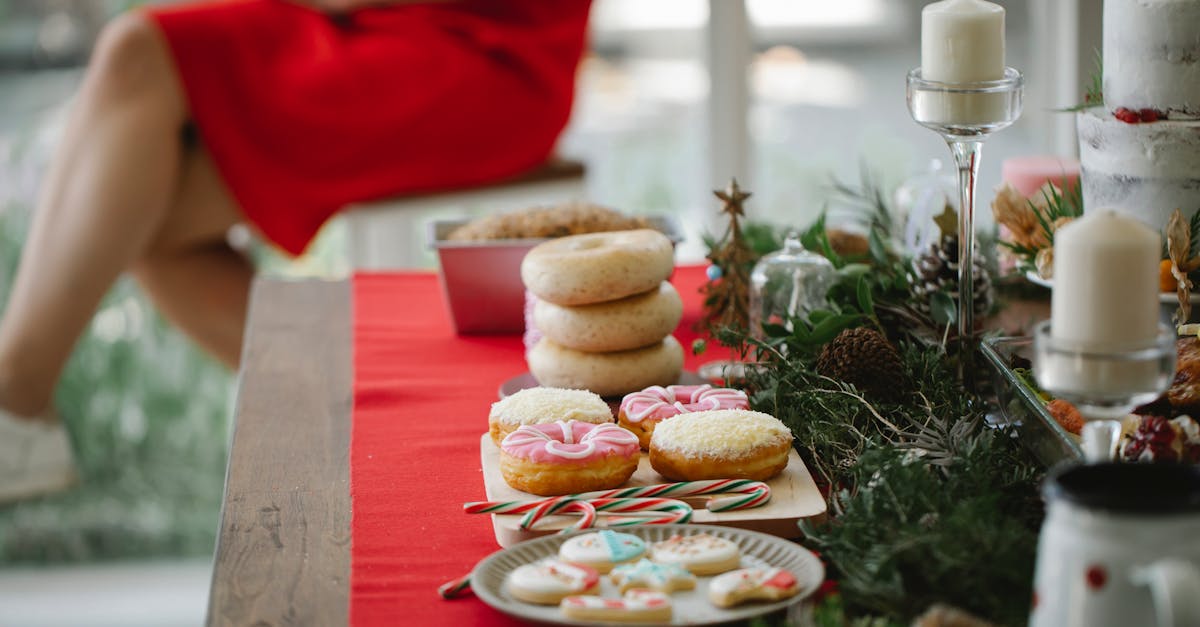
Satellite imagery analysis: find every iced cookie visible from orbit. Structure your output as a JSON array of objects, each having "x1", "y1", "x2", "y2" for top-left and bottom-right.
[
  {"x1": 560, "y1": 589, "x2": 673, "y2": 624},
  {"x1": 506, "y1": 559, "x2": 600, "y2": 605},
  {"x1": 648, "y1": 533, "x2": 741, "y2": 575},
  {"x1": 610, "y1": 558, "x2": 696, "y2": 594},
  {"x1": 558, "y1": 529, "x2": 647, "y2": 573},
  {"x1": 708, "y1": 567, "x2": 800, "y2": 608}
]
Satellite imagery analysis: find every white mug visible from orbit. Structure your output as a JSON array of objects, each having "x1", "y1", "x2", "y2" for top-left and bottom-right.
[{"x1": 1030, "y1": 463, "x2": 1200, "y2": 627}]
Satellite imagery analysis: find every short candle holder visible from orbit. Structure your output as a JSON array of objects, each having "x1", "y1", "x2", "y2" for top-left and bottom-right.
[
  {"x1": 1032, "y1": 321, "x2": 1177, "y2": 462},
  {"x1": 906, "y1": 67, "x2": 1023, "y2": 343}
]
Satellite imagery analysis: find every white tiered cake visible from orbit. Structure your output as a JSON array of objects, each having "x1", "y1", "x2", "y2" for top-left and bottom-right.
[{"x1": 1078, "y1": 0, "x2": 1200, "y2": 230}]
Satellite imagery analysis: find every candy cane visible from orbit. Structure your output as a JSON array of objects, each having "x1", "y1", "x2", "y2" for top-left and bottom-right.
[
  {"x1": 572, "y1": 479, "x2": 772, "y2": 513},
  {"x1": 519, "y1": 497, "x2": 692, "y2": 532},
  {"x1": 587, "y1": 498, "x2": 692, "y2": 528},
  {"x1": 517, "y1": 498, "x2": 598, "y2": 533},
  {"x1": 437, "y1": 574, "x2": 473, "y2": 599},
  {"x1": 464, "y1": 494, "x2": 572, "y2": 516},
  {"x1": 464, "y1": 479, "x2": 771, "y2": 517}
]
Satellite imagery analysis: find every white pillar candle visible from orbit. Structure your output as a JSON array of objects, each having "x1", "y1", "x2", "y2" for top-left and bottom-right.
[
  {"x1": 914, "y1": 0, "x2": 1009, "y2": 125},
  {"x1": 921, "y1": 0, "x2": 1006, "y2": 83},
  {"x1": 1043, "y1": 210, "x2": 1162, "y2": 397},
  {"x1": 1051, "y1": 210, "x2": 1160, "y2": 348}
]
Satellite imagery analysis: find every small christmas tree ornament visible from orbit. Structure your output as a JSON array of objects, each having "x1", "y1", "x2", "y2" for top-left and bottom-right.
[
  {"x1": 749, "y1": 232, "x2": 835, "y2": 339},
  {"x1": 702, "y1": 178, "x2": 756, "y2": 334},
  {"x1": 815, "y1": 327, "x2": 909, "y2": 402},
  {"x1": 909, "y1": 205, "x2": 993, "y2": 322}
]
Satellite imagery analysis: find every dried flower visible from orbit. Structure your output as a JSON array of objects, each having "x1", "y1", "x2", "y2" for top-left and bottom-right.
[
  {"x1": 1028, "y1": 182, "x2": 1063, "y2": 214},
  {"x1": 1024, "y1": 184, "x2": 1067, "y2": 248},
  {"x1": 1167, "y1": 209, "x2": 1194, "y2": 323},
  {"x1": 1035, "y1": 247, "x2": 1054, "y2": 280},
  {"x1": 991, "y1": 184, "x2": 1041, "y2": 249}
]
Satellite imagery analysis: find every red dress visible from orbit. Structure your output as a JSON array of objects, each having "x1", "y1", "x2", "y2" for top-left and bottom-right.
[{"x1": 146, "y1": 0, "x2": 591, "y2": 255}]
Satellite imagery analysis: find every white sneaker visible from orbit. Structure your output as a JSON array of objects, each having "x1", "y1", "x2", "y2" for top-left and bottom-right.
[{"x1": 0, "y1": 409, "x2": 77, "y2": 503}]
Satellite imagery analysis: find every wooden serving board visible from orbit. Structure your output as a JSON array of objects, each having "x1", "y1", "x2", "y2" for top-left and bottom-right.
[{"x1": 479, "y1": 434, "x2": 827, "y2": 548}]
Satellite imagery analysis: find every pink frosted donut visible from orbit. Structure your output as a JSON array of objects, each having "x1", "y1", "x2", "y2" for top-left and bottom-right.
[
  {"x1": 499, "y1": 420, "x2": 640, "y2": 496},
  {"x1": 617, "y1": 385, "x2": 750, "y2": 449}
]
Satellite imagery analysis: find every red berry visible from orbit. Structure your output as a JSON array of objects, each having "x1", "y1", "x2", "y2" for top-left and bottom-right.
[
  {"x1": 1139, "y1": 108, "x2": 1161, "y2": 122},
  {"x1": 1114, "y1": 107, "x2": 1140, "y2": 123},
  {"x1": 1086, "y1": 565, "x2": 1107, "y2": 590}
]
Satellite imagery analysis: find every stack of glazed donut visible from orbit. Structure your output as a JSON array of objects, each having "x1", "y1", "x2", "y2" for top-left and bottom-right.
[{"x1": 521, "y1": 229, "x2": 684, "y2": 397}]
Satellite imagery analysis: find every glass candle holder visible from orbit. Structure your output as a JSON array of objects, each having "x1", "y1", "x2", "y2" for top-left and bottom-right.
[
  {"x1": 906, "y1": 67, "x2": 1023, "y2": 343},
  {"x1": 1032, "y1": 320, "x2": 1177, "y2": 461}
]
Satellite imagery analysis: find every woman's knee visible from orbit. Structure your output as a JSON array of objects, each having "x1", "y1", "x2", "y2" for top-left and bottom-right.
[{"x1": 88, "y1": 12, "x2": 181, "y2": 107}]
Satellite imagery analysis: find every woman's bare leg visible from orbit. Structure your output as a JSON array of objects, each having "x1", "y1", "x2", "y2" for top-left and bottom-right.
[
  {"x1": 0, "y1": 13, "x2": 194, "y2": 416},
  {"x1": 131, "y1": 146, "x2": 250, "y2": 369}
]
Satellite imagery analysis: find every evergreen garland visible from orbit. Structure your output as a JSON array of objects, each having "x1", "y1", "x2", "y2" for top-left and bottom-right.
[{"x1": 706, "y1": 179, "x2": 1045, "y2": 625}]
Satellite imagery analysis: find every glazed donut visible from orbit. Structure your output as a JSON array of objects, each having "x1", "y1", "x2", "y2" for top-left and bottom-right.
[
  {"x1": 489, "y1": 387, "x2": 613, "y2": 446},
  {"x1": 534, "y1": 282, "x2": 683, "y2": 352},
  {"x1": 648, "y1": 410, "x2": 792, "y2": 482},
  {"x1": 521, "y1": 229, "x2": 674, "y2": 306},
  {"x1": 618, "y1": 384, "x2": 750, "y2": 449},
  {"x1": 499, "y1": 420, "x2": 640, "y2": 496},
  {"x1": 528, "y1": 336, "x2": 684, "y2": 398}
]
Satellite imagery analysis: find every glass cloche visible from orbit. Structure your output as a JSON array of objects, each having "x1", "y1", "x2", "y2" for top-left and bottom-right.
[{"x1": 749, "y1": 233, "x2": 835, "y2": 339}]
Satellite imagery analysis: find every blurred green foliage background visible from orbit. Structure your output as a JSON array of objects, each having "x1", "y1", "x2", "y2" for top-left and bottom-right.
[{"x1": 0, "y1": 136, "x2": 234, "y2": 564}]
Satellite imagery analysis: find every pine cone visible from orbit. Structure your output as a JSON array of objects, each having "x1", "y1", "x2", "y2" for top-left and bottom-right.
[
  {"x1": 815, "y1": 327, "x2": 908, "y2": 402},
  {"x1": 909, "y1": 234, "x2": 993, "y2": 319}
]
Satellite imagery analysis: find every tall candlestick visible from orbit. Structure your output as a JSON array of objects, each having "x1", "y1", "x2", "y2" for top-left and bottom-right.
[
  {"x1": 908, "y1": 1, "x2": 1023, "y2": 358},
  {"x1": 921, "y1": 0, "x2": 1005, "y2": 83}
]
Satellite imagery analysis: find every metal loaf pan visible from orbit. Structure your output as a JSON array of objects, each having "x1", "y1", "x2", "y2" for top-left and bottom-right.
[{"x1": 427, "y1": 215, "x2": 684, "y2": 335}]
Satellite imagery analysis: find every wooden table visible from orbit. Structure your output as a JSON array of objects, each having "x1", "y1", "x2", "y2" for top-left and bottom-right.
[{"x1": 206, "y1": 279, "x2": 351, "y2": 627}]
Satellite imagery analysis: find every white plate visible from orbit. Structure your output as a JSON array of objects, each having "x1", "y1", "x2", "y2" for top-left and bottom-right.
[
  {"x1": 470, "y1": 524, "x2": 824, "y2": 626},
  {"x1": 1025, "y1": 271, "x2": 1200, "y2": 304}
]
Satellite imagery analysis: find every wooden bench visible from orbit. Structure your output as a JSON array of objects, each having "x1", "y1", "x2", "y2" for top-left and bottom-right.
[{"x1": 341, "y1": 158, "x2": 586, "y2": 269}]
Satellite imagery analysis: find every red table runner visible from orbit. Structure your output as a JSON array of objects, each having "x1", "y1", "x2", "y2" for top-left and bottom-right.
[{"x1": 350, "y1": 265, "x2": 726, "y2": 625}]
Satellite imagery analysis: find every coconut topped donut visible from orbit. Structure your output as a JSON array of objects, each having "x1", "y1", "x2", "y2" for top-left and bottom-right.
[
  {"x1": 521, "y1": 229, "x2": 674, "y2": 306},
  {"x1": 652, "y1": 410, "x2": 791, "y2": 458},
  {"x1": 489, "y1": 387, "x2": 612, "y2": 445},
  {"x1": 649, "y1": 409, "x2": 792, "y2": 482}
]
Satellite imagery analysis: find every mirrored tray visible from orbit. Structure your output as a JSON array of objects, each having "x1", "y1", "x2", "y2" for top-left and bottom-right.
[{"x1": 980, "y1": 335, "x2": 1083, "y2": 466}]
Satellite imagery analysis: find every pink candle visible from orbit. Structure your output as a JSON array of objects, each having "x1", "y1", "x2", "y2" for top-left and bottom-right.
[{"x1": 1001, "y1": 156, "x2": 1080, "y2": 197}]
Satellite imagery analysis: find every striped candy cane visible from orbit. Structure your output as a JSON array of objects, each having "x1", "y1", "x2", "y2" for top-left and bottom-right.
[
  {"x1": 463, "y1": 479, "x2": 771, "y2": 517},
  {"x1": 516, "y1": 498, "x2": 598, "y2": 533},
  {"x1": 570, "y1": 479, "x2": 772, "y2": 512},
  {"x1": 519, "y1": 497, "x2": 692, "y2": 532},
  {"x1": 437, "y1": 574, "x2": 472, "y2": 599}
]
